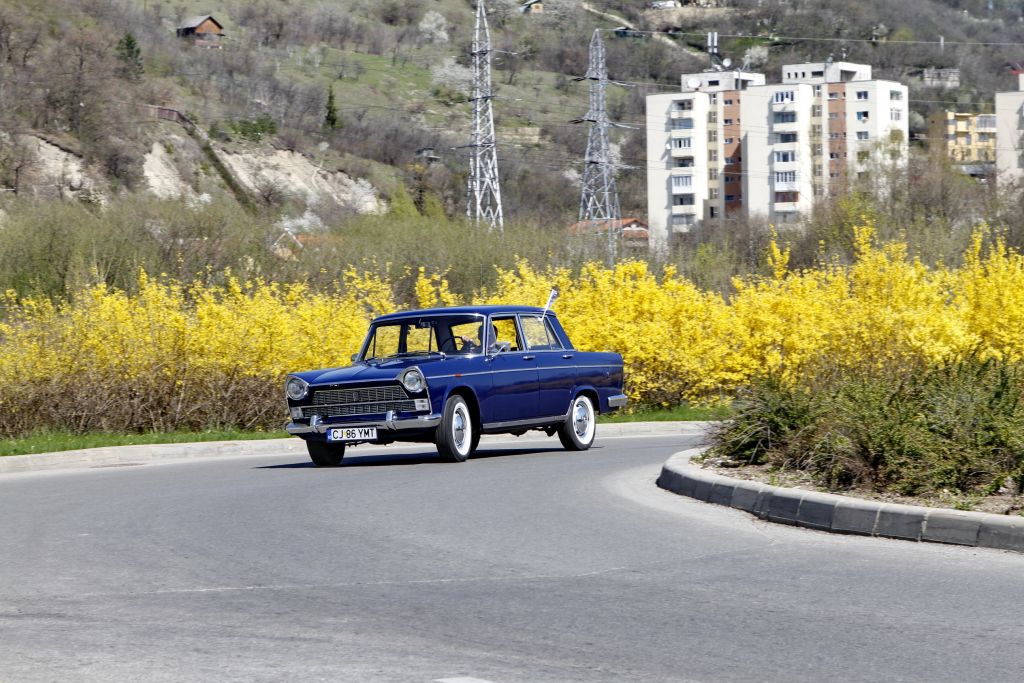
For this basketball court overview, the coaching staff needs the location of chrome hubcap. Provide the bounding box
[453,408,467,449]
[573,401,590,438]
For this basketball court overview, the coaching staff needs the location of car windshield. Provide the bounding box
[362,314,486,360]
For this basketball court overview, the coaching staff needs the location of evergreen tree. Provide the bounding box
[115,33,143,81]
[324,86,340,130]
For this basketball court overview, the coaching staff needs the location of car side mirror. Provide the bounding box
[350,354,360,362]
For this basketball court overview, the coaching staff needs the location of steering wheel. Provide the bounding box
[438,336,458,353]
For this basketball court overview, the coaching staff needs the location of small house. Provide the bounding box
[177,15,225,47]
[520,1,544,14]
[569,217,649,248]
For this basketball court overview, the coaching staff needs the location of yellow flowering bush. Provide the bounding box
[5,224,1024,437]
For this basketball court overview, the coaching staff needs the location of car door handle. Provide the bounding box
[562,353,574,359]
[522,354,536,361]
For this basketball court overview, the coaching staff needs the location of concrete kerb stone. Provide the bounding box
[0,421,709,475]
[658,447,1024,555]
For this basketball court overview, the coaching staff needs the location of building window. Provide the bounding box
[708,112,718,123]
[672,118,694,130]
[709,207,718,218]
[673,194,695,206]
[964,134,972,145]
[671,175,693,191]
[857,131,869,140]
[724,98,734,105]
[856,111,870,122]
[672,214,695,228]
[708,80,720,86]
[829,132,841,140]
[775,171,797,183]
[774,90,795,103]
[709,168,718,179]
[979,133,991,143]
[829,91,840,100]
[710,188,719,199]
[723,118,733,125]
[890,90,903,100]
[890,108,902,122]
[829,152,839,159]
[775,151,796,163]
[814,164,823,177]
[812,144,823,156]
[675,157,694,168]
[828,112,839,120]
[708,130,718,142]
[674,100,693,111]
[977,115,996,128]
[812,105,823,117]
[672,137,692,149]
[773,111,797,123]
[856,90,869,100]
[709,150,718,161]
[812,71,824,78]
[813,84,822,95]
[811,125,822,136]
[724,137,734,144]
[776,132,798,143]
[774,191,798,203]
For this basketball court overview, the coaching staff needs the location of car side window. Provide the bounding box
[520,315,562,351]
[490,317,523,352]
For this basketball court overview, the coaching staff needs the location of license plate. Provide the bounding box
[326,427,378,442]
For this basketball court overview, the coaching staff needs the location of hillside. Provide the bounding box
[0,0,1021,224]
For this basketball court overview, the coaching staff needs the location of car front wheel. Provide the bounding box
[307,440,345,467]
[436,395,473,462]
[558,395,596,451]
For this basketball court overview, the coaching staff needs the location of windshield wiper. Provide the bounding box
[383,350,446,359]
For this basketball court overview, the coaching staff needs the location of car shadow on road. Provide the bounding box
[255,445,571,469]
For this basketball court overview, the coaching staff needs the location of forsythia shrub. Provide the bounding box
[5,224,1024,437]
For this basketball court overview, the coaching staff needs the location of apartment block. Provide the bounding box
[645,70,766,252]
[930,111,997,164]
[996,75,1024,185]
[646,61,908,249]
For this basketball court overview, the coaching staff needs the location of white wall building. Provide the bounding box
[645,70,766,252]
[996,74,1024,186]
[646,61,908,249]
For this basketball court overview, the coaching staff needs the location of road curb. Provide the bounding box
[657,449,1024,554]
[0,421,708,475]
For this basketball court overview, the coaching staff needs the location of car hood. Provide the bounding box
[303,357,440,386]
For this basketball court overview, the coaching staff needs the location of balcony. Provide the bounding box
[774,181,800,192]
[671,204,698,216]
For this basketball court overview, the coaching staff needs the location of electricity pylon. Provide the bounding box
[577,29,621,258]
[466,0,503,232]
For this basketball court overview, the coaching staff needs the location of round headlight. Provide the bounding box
[400,367,426,393]
[285,376,309,401]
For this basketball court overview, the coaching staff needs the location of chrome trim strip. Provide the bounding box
[286,414,442,435]
[483,405,571,431]
[608,394,628,409]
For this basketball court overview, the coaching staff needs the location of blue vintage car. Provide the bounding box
[284,305,627,465]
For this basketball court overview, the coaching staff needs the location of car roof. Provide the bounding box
[373,305,552,323]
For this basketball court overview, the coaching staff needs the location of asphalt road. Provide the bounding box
[2,433,1024,682]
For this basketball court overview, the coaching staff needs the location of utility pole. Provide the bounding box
[576,29,622,261]
[466,0,504,232]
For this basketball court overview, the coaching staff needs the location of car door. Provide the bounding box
[481,315,539,423]
[519,314,575,419]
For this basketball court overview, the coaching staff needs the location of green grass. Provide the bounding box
[0,429,285,458]
[599,404,733,423]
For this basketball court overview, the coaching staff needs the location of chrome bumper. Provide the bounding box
[608,394,628,409]
[286,412,442,436]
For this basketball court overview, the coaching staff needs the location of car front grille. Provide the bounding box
[302,384,417,418]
